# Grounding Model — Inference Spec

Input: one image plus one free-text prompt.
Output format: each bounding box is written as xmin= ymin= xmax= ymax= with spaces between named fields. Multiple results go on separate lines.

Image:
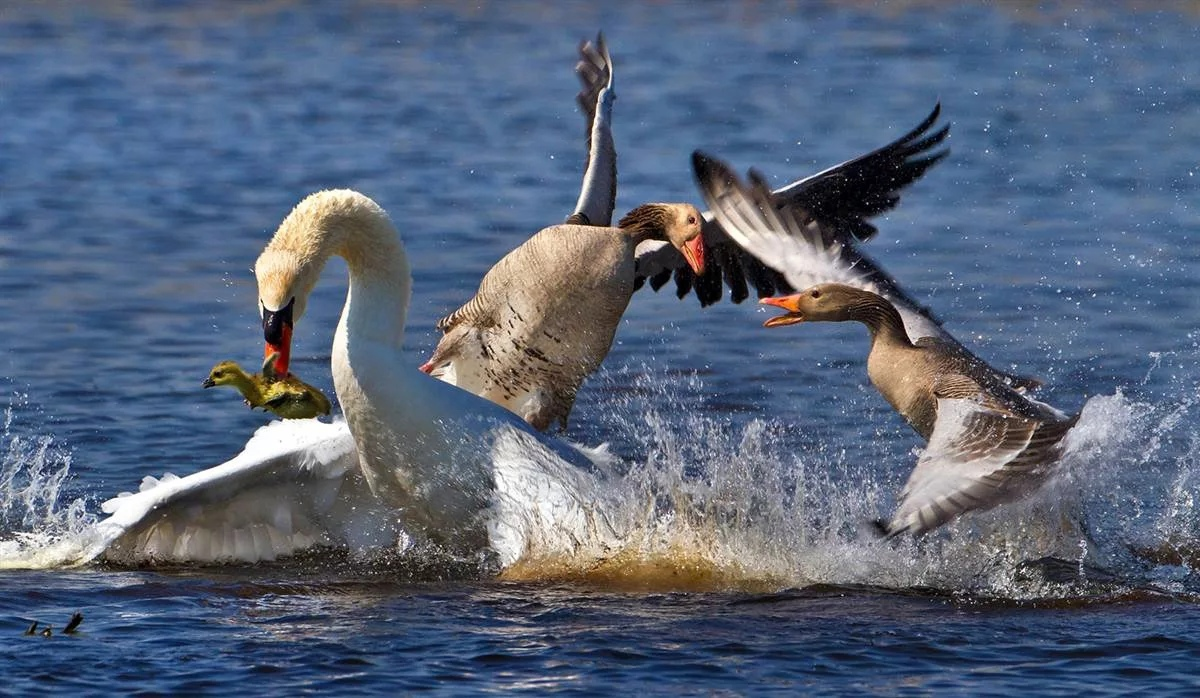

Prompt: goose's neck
xmin=617 ymin=203 xmax=671 ymax=245
xmin=845 ymin=294 xmax=911 ymax=349
xmin=229 ymin=371 xmax=265 ymax=404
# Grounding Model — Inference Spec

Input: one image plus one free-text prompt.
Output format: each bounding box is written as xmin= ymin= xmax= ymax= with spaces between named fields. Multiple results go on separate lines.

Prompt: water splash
xmin=2 ymin=359 xmax=1199 ymax=601
xmin=0 ymin=394 xmax=97 ymax=568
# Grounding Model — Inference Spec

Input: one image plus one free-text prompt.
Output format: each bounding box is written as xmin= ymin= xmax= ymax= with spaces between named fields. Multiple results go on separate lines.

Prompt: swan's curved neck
xmin=311 ymin=204 xmax=411 ymax=349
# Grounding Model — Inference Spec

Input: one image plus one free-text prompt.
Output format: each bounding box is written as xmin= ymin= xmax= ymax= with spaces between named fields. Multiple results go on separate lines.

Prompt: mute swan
xmin=58 ymin=191 xmax=613 ymax=570
xmin=256 ymin=189 xmax=610 ymax=560
xmin=694 ymin=155 xmax=1077 ymax=536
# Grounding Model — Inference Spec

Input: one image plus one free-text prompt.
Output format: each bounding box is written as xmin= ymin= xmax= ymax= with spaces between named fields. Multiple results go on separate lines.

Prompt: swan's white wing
xmin=692 ymin=151 xmax=945 ymax=341
xmin=79 ymin=419 xmax=397 ymax=565
xmin=886 ymin=398 xmax=1075 ymax=536
xmin=567 ymin=33 xmax=616 ymax=228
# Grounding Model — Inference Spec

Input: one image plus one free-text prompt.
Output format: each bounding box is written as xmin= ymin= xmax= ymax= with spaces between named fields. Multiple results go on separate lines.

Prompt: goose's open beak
xmin=682 ymin=236 xmax=706 ymax=275
xmin=760 ymin=295 xmax=805 ymax=328
xmin=202 ymin=376 xmax=216 ymax=389
xmin=262 ymin=297 xmax=295 ymax=377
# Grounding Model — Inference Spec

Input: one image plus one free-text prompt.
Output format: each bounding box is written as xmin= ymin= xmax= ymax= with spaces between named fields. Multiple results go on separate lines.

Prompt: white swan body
xmin=19 ymin=190 xmax=619 ymax=571
xmin=255 ymin=190 xmax=612 ymax=561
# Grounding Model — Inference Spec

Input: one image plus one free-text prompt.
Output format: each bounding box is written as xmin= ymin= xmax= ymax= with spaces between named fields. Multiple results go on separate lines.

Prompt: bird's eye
xmin=811 ymin=289 xmax=822 ymax=299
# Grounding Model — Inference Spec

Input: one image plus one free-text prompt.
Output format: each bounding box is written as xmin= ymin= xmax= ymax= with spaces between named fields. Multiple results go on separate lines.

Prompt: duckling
xmin=203 ymin=353 xmax=331 ymax=419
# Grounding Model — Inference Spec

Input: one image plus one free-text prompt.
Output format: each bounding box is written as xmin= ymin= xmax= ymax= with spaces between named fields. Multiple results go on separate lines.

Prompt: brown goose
xmin=761 ymin=284 xmax=1078 ymax=537
xmin=423 ymin=202 xmax=704 ymax=431
xmin=694 ymin=157 xmax=1077 ymax=536
xmin=420 ymin=35 xmax=704 ymax=430
xmin=424 ymin=36 xmax=950 ymax=431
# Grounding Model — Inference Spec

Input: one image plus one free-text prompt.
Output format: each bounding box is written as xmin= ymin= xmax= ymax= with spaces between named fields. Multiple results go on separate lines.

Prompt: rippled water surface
xmin=4 ymin=1 xmax=1200 ymax=693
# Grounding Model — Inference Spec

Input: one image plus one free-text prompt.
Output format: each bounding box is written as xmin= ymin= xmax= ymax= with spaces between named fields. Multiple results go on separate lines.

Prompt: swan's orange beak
xmin=262 ymin=298 xmax=295 ymax=377
xmin=682 ymin=236 xmax=706 ymax=275
xmin=760 ymin=295 xmax=806 ymax=328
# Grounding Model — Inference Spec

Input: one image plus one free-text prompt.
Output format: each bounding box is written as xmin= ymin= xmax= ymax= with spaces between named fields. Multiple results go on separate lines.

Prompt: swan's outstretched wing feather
xmin=640 ymin=105 xmax=947 ymax=306
xmin=82 ymin=419 xmax=395 ymax=565
xmin=885 ymin=398 xmax=1075 ymax=536
xmin=566 ymin=33 xmax=616 ymax=228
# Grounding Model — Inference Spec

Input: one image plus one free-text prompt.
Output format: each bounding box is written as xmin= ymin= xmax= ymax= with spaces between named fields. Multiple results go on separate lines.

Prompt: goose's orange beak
xmin=682 ymin=236 xmax=706 ymax=275
xmin=760 ymin=295 xmax=805 ymax=328
xmin=262 ymin=298 xmax=295 ymax=377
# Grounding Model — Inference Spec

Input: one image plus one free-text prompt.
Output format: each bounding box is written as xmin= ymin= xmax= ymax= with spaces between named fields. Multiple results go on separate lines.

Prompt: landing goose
xmin=421 ymin=36 xmax=706 ymax=430
xmin=695 ymin=158 xmax=1076 ymax=536
xmin=425 ymin=35 xmax=951 ymax=431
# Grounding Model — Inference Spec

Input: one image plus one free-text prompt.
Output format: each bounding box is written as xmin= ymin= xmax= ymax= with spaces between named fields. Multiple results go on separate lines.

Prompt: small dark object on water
xmin=64 ymin=612 xmax=83 ymax=634
xmin=23 ymin=612 xmax=82 ymax=637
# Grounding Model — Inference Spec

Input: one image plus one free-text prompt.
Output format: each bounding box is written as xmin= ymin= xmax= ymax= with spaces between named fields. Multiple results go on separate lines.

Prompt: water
xmin=3 ymin=0 xmax=1200 ymax=693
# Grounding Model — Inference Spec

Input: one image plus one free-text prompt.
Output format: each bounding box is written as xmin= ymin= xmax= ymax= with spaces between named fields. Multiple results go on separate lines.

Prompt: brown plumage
xmin=423 ymin=203 xmax=704 ymax=431
xmin=762 ymin=283 xmax=1078 ymax=536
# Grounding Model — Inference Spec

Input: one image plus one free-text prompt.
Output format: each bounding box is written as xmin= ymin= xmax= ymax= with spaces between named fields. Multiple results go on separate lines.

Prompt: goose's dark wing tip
xmin=773 ymin=102 xmax=951 ymax=241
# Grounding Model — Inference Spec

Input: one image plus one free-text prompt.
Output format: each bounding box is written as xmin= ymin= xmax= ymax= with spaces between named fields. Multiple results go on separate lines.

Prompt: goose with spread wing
xmin=637 ymin=102 xmax=951 ymax=307
xmin=424 ymin=34 xmax=952 ymax=432
xmin=694 ymin=156 xmax=1077 ymax=536
xmin=421 ymin=35 xmax=706 ymax=431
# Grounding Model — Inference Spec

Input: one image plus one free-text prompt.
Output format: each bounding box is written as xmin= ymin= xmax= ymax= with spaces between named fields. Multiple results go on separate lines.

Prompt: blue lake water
xmin=3 ymin=0 xmax=1200 ymax=693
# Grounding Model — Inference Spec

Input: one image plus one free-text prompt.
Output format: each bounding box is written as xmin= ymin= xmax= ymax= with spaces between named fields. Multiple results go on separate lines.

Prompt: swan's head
xmin=759 ymin=283 xmax=870 ymax=327
xmin=254 ymin=189 xmax=403 ymax=376
xmin=256 ymin=247 xmax=318 ymax=378
xmin=254 ymin=191 xmax=352 ymax=376
xmin=619 ymin=203 xmax=706 ymax=274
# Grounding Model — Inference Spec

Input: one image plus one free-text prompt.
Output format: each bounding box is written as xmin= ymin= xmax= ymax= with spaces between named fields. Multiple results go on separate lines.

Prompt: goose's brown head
xmin=619 ymin=203 xmax=706 ymax=274
xmin=759 ymin=283 xmax=868 ymax=328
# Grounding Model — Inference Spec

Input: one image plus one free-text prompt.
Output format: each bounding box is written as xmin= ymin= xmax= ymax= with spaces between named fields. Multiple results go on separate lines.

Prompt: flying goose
xmin=695 ymin=156 xmax=1077 ymax=536
xmin=420 ymin=35 xmax=706 ymax=430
